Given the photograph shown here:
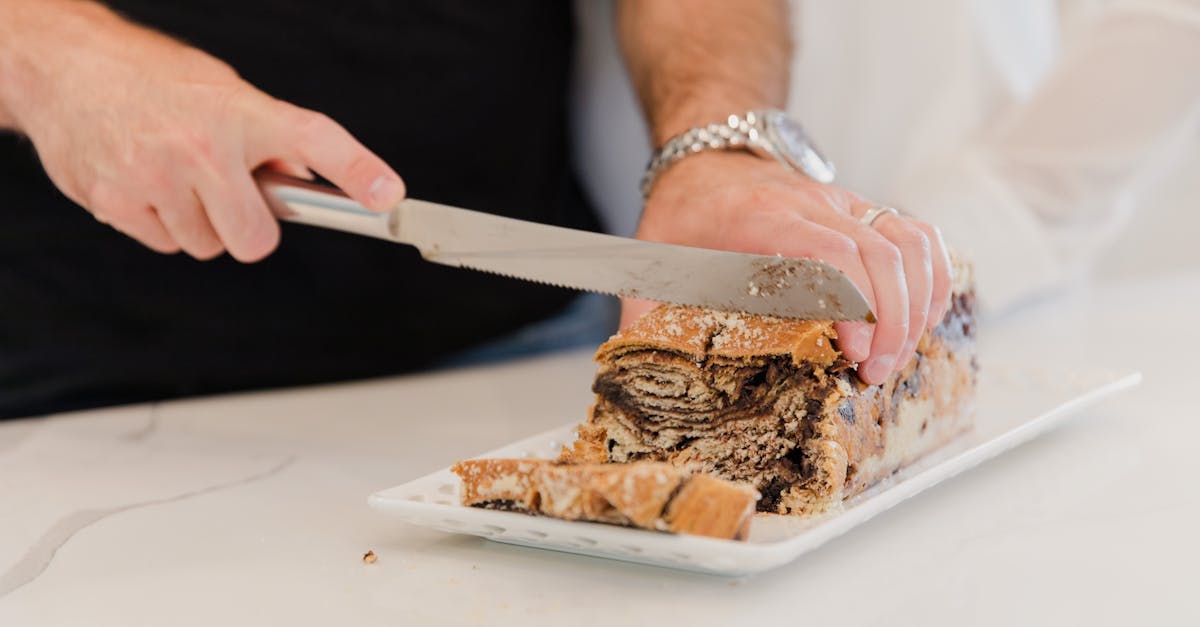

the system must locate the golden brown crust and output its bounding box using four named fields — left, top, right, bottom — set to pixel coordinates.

left=451, top=459, right=759, bottom=540
left=664, top=474, right=760, bottom=541
left=450, top=459, right=544, bottom=511
left=586, top=464, right=684, bottom=529
left=598, top=307, right=840, bottom=368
